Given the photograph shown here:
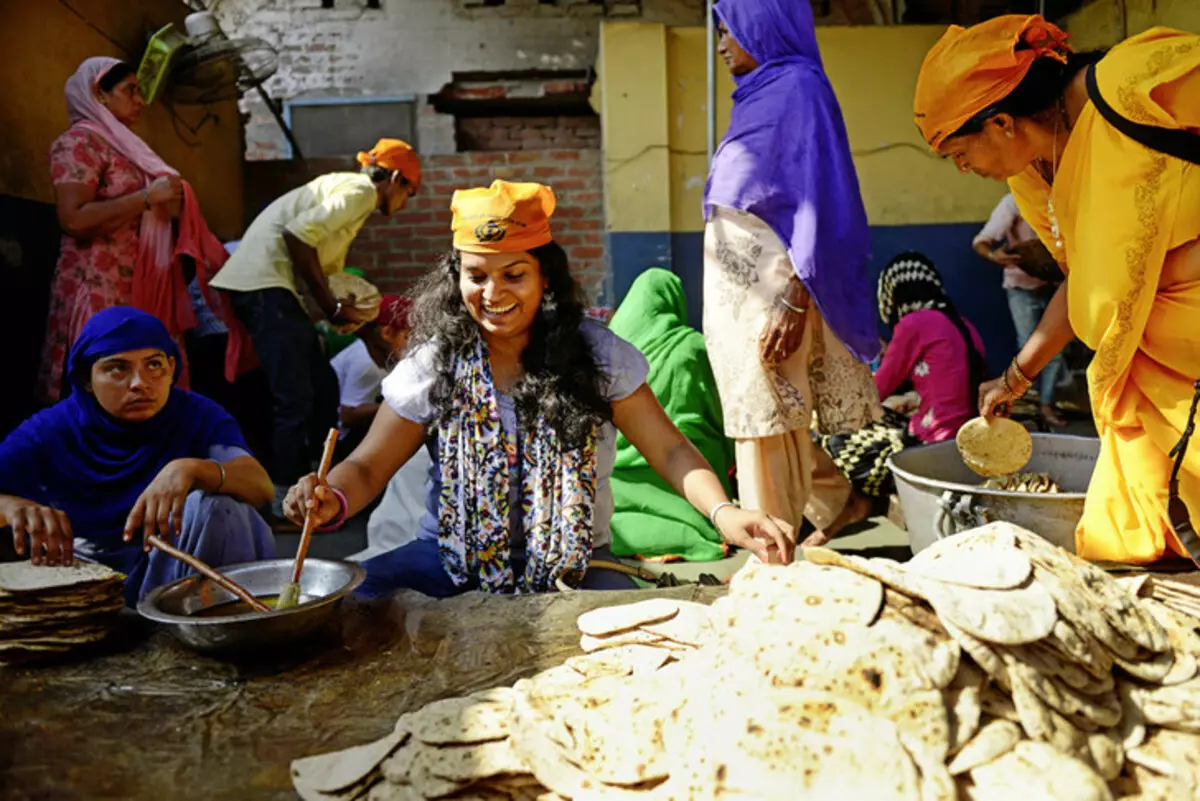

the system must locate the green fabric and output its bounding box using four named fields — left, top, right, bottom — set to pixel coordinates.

left=607, top=268, right=733, bottom=561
